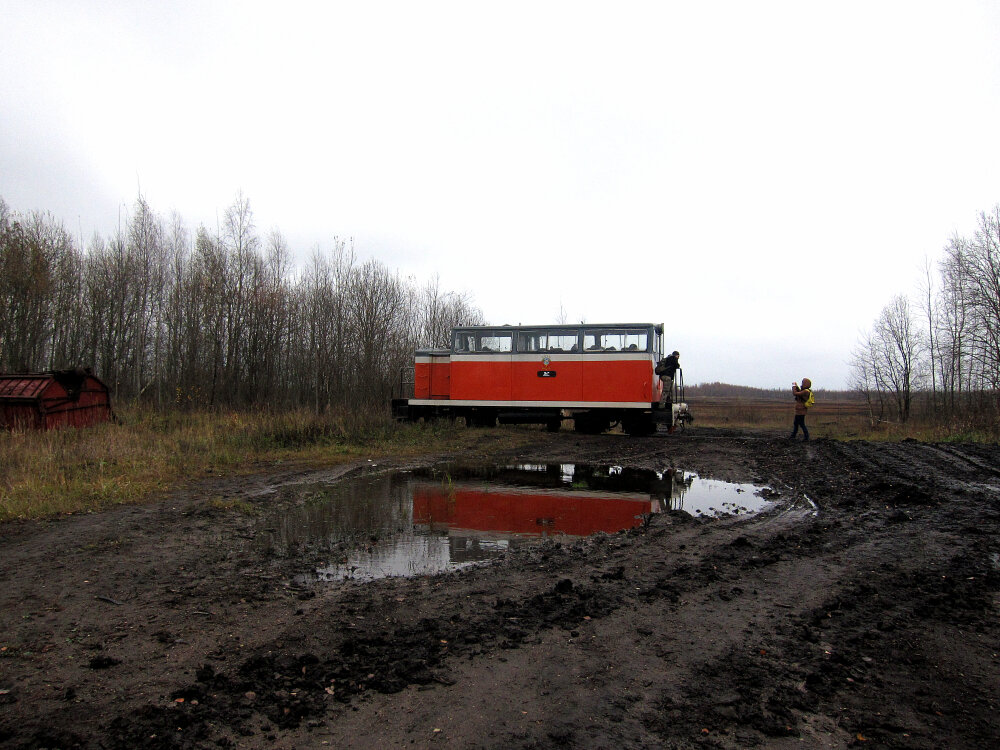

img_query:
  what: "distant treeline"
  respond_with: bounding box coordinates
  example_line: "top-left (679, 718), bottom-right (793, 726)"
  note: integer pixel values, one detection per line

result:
top-left (0, 193), bottom-right (484, 410)
top-left (852, 204), bottom-right (1000, 427)
top-left (686, 382), bottom-right (859, 401)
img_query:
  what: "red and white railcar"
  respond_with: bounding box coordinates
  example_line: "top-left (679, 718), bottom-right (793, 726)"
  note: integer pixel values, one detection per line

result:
top-left (392, 323), bottom-right (689, 435)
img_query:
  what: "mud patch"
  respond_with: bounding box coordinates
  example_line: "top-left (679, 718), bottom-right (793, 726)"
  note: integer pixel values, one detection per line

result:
top-left (4, 432), bottom-right (999, 750)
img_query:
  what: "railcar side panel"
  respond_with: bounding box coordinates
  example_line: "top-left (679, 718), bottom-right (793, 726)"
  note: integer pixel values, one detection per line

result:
top-left (510, 358), bottom-right (583, 401)
top-left (449, 356), bottom-right (513, 401)
top-left (442, 355), bottom-right (657, 405)
top-left (581, 359), bottom-right (656, 404)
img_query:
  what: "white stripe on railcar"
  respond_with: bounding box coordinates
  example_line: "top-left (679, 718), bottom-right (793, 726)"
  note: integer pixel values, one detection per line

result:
top-left (407, 399), bottom-right (652, 409)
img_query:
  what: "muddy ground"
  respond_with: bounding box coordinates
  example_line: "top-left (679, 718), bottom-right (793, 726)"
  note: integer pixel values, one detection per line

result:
top-left (1, 427), bottom-right (999, 749)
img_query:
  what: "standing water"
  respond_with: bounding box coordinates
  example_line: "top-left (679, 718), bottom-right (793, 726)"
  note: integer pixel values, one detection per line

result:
top-left (255, 463), bottom-right (777, 582)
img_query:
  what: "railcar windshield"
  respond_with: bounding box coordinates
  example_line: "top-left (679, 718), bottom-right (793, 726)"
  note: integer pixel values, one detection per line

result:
top-left (583, 328), bottom-right (650, 352)
top-left (453, 330), bottom-right (513, 353)
top-left (516, 329), bottom-right (580, 353)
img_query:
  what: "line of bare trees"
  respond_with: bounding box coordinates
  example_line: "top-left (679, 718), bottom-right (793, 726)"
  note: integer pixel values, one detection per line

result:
top-left (852, 204), bottom-right (1000, 427)
top-left (0, 193), bottom-right (483, 411)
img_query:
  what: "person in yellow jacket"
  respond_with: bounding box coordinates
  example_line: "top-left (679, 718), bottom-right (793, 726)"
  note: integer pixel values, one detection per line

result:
top-left (789, 378), bottom-right (812, 441)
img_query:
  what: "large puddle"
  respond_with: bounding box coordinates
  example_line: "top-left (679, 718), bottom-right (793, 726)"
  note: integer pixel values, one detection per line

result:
top-left (255, 463), bottom-right (777, 582)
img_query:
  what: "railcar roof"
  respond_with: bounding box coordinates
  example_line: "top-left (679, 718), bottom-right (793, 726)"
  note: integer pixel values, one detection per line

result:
top-left (452, 323), bottom-right (662, 330)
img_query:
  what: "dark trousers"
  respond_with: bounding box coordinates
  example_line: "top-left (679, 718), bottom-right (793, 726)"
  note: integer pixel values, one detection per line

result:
top-left (790, 414), bottom-right (809, 440)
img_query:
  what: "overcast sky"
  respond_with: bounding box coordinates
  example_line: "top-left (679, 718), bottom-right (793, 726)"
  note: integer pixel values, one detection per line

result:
top-left (3, 1), bottom-right (1000, 389)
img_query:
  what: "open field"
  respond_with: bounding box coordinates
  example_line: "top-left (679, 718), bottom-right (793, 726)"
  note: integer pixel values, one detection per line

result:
top-left (1, 425), bottom-right (998, 748)
top-left (685, 395), bottom-right (999, 442)
top-left (686, 396), bottom-right (872, 435)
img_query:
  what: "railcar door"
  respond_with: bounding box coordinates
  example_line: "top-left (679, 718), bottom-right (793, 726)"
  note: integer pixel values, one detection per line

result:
top-left (511, 328), bottom-right (583, 403)
top-left (449, 329), bottom-right (513, 402)
top-left (580, 327), bottom-right (656, 405)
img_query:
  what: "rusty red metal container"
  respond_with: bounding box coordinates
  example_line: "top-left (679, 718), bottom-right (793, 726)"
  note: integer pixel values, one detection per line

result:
top-left (0, 369), bottom-right (113, 430)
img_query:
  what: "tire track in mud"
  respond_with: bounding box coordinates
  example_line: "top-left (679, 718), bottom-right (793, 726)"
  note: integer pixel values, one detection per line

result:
top-left (821, 439), bottom-right (1000, 490)
top-left (647, 529), bottom-right (1000, 748)
top-left (654, 439), bottom-right (1000, 749)
top-left (922, 442), bottom-right (1000, 478)
top-left (94, 510), bottom-right (821, 749)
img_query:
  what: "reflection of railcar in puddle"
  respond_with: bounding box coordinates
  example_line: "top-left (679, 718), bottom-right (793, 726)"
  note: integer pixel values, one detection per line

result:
top-left (293, 464), bottom-right (769, 581)
top-left (392, 322), bottom-right (691, 435)
top-left (410, 465), bottom-right (760, 543)
top-left (412, 480), bottom-right (659, 539)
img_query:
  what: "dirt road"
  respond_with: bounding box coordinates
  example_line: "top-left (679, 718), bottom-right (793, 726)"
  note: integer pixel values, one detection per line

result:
top-left (1, 429), bottom-right (998, 749)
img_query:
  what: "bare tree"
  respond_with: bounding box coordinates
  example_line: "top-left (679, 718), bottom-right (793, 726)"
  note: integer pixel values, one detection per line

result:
top-left (938, 235), bottom-right (975, 410)
top-left (873, 296), bottom-right (924, 422)
top-left (850, 331), bottom-right (882, 426)
top-left (919, 255), bottom-right (937, 411)
top-left (0, 216), bottom-right (52, 371)
top-left (419, 275), bottom-right (484, 348)
top-left (0, 192), bottom-right (484, 412)
top-left (348, 258), bottom-right (408, 406)
top-left (852, 295), bottom-right (925, 423)
top-left (125, 196), bottom-right (166, 399)
top-left (221, 191), bottom-right (261, 402)
top-left (964, 207), bottom-right (1000, 392)
top-left (162, 211), bottom-right (192, 405)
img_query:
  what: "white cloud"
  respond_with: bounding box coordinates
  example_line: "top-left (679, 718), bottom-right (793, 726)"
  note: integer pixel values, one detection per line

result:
top-left (2, 0), bottom-right (999, 388)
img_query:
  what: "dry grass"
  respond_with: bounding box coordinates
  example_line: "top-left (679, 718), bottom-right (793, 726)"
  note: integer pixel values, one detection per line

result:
top-left (0, 407), bottom-right (533, 522)
top-left (688, 397), bottom-right (873, 437)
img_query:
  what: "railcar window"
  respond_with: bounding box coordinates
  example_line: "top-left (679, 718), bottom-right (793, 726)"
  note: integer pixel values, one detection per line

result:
top-left (453, 331), bottom-right (513, 353)
top-left (583, 329), bottom-right (649, 352)
top-left (516, 330), bottom-right (580, 353)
